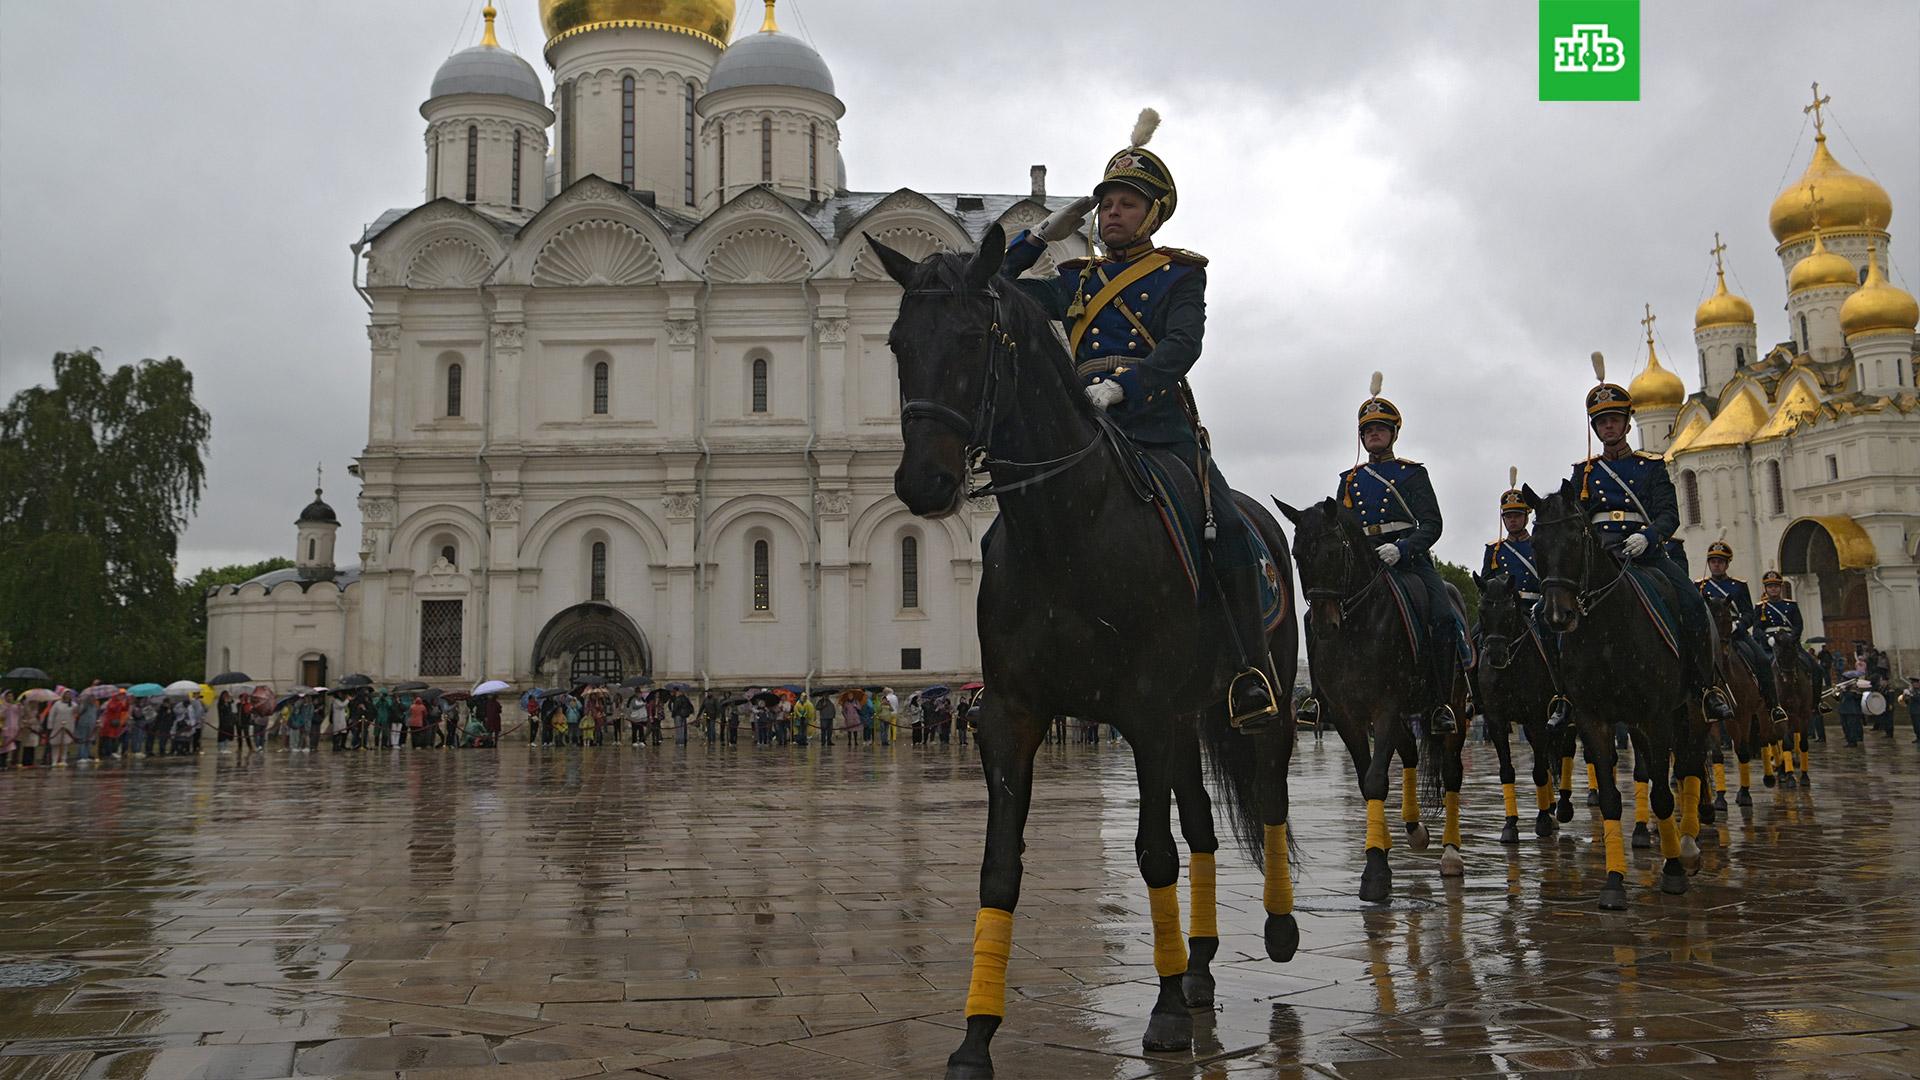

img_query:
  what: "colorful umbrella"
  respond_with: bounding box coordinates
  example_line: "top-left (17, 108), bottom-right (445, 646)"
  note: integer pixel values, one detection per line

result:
top-left (127, 683), bottom-right (167, 698)
top-left (21, 687), bottom-right (59, 703)
top-left (79, 684), bottom-right (120, 700)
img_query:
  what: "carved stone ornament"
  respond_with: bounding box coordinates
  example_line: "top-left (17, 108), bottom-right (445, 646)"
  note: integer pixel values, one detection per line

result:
top-left (531, 219), bottom-right (662, 287)
top-left (740, 190), bottom-right (775, 211)
top-left (367, 325), bottom-right (402, 350)
top-left (359, 531), bottom-right (378, 556)
top-left (486, 495), bottom-right (521, 522)
top-left (358, 498), bottom-right (395, 523)
top-left (662, 493), bottom-right (699, 519)
top-left (490, 323), bottom-right (525, 350)
top-left (814, 490), bottom-right (852, 517)
top-left (665, 318), bottom-right (700, 347)
top-left (814, 318), bottom-right (849, 345)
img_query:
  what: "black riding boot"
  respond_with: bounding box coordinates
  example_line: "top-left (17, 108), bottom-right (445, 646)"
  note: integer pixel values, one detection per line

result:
top-left (1221, 560), bottom-right (1278, 731)
top-left (1427, 628), bottom-right (1458, 735)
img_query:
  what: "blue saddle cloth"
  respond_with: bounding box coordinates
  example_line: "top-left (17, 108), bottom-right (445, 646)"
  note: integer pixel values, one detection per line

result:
top-left (1619, 565), bottom-right (1681, 658)
top-left (1134, 451), bottom-right (1286, 633)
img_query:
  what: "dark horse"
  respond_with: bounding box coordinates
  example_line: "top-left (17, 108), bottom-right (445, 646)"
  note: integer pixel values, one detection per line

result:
top-left (1526, 482), bottom-right (1708, 908)
top-left (1769, 625), bottom-right (1817, 788)
top-left (1474, 571), bottom-right (1577, 842)
top-left (1275, 498), bottom-right (1468, 901)
top-left (1707, 596), bottom-right (1765, 809)
top-left (869, 224), bottom-right (1300, 1080)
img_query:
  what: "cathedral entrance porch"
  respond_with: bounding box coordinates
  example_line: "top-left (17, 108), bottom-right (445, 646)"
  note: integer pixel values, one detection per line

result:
top-left (531, 602), bottom-right (650, 687)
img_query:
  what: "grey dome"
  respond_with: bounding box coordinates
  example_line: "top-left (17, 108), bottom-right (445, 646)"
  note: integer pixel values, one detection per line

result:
top-left (430, 44), bottom-right (545, 106)
top-left (297, 489), bottom-right (338, 526)
top-left (706, 32), bottom-right (835, 97)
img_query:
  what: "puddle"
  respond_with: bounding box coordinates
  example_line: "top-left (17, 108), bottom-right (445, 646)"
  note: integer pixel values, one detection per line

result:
top-left (0, 961), bottom-right (82, 988)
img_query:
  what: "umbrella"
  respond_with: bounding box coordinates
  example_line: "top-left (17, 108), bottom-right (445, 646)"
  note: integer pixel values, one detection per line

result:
top-left (575, 675), bottom-right (608, 688)
top-left (920, 685), bottom-right (951, 699)
top-left (960, 682), bottom-right (984, 692)
top-left (1805, 636), bottom-right (1828, 644)
top-left (419, 687), bottom-right (445, 701)
top-left (3, 667), bottom-right (50, 682)
top-left (127, 683), bottom-right (167, 698)
top-left (164, 679), bottom-right (203, 696)
top-left (338, 673), bottom-right (373, 688)
top-left (666, 682), bottom-right (690, 691)
top-left (21, 687), bottom-right (59, 703)
top-left (750, 689), bottom-right (779, 706)
top-left (444, 690), bottom-right (471, 702)
top-left (393, 680), bottom-right (429, 693)
top-left (779, 683), bottom-right (804, 694)
top-left (208, 671), bottom-right (252, 686)
top-left (472, 679), bottom-right (511, 696)
top-left (620, 675), bottom-right (652, 689)
top-left (272, 693), bottom-right (306, 711)
top-left (79, 684), bottom-right (120, 700)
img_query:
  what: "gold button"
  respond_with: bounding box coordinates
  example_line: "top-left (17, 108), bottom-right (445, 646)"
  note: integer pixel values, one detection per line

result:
top-left (1092, 328), bottom-right (1100, 335)
top-left (1127, 341), bottom-right (1136, 349)
top-left (1139, 293), bottom-right (1149, 300)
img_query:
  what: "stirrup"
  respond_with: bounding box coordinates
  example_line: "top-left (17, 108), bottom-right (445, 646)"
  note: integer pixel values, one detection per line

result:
top-left (1546, 695), bottom-right (1571, 729)
top-left (1295, 695), bottom-right (1321, 727)
top-left (1770, 706), bottom-right (1787, 723)
top-left (1427, 704), bottom-right (1457, 735)
top-left (1228, 667), bottom-right (1280, 732)
top-left (1702, 687), bottom-right (1733, 721)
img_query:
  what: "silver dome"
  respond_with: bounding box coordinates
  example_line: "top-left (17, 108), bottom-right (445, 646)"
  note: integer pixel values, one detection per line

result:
top-left (706, 32), bottom-right (835, 97)
top-left (430, 45), bottom-right (545, 106)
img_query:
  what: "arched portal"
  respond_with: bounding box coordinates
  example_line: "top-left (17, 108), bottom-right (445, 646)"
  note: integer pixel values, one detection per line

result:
top-left (531, 602), bottom-right (651, 684)
top-left (1779, 515), bottom-right (1878, 648)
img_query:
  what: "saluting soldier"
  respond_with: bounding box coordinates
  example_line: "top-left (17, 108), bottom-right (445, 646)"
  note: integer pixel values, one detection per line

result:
top-left (1566, 355), bottom-right (1732, 721)
top-left (999, 108), bottom-right (1279, 727)
top-left (1699, 540), bottom-right (1782, 720)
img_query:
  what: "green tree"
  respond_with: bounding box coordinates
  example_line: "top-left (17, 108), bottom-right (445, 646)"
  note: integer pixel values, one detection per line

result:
top-left (0, 349), bottom-right (212, 683)
top-left (1435, 558), bottom-right (1480, 628)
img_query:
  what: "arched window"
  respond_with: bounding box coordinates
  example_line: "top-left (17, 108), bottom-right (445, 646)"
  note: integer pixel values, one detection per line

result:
top-left (752, 539), bottom-right (771, 612)
top-left (511, 133), bottom-right (522, 207)
top-left (750, 356), bottom-right (769, 413)
top-left (590, 541), bottom-right (607, 601)
top-left (307, 538), bottom-right (316, 561)
top-left (446, 362), bottom-right (463, 417)
top-left (1766, 459), bottom-right (1785, 516)
top-left (716, 122), bottom-right (726, 197)
top-left (808, 122), bottom-right (819, 200)
top-left (592, 360), bottom-right (610, 415)
top-left (440, 543), bottom-right (458, 568)
top-left (761, 117), bottom-right (773, 182)
top-left (1735, 346), bottom-right (1745, 368)
top-left (465, 124), bottom-right (478, 203)
top-left (561, 79), bottom-right (577, 186)
top-left (900, 534), bottom-right (920, 610)
top-left (1860, 264), bottom-right (1870, 285)
top-left (1798, 313), bottom-right (1811, 352)
top-left (621, 76), bottom-right (636, 188)
top-left (1681, 470), bottom-right (1700, 526)
top-left (683, 82), bottom-right (697, 206)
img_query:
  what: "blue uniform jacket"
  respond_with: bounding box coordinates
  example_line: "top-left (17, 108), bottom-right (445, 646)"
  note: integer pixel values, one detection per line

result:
top-left (1756, 597), bottom-right (1805, 638)
top-left (1339, 458), bottom-right (1442, 566)
top-left (1697, 575), bottom-right (1756, 628)
top-left (1000, 230), bottom-right (1207, 446)
top-left (1565, 450), bottom-right (1679, 558)
top-left (1482, 537), bottom-right (1542, 595)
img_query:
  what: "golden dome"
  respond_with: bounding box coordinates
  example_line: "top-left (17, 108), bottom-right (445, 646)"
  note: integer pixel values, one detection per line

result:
top-left (1694, 269), bottom-right (1754, 329)
top-left (1840, 246), bottom-right (1919, 336)
top-left (1629, 339), bottom-right (1685, 409)
top-left (540, 0), bottom-right (734, 50)
top-left (1769, 135), bottom-right (1893, 244)
top-left (1787, 228), bottom-right (1857, 294)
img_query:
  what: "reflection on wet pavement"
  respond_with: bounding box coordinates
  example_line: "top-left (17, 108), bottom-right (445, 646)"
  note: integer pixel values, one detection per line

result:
top-left (0, 734), bottom-right (1915, 1077)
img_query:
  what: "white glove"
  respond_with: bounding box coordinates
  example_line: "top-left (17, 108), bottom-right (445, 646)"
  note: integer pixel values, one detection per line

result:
top-left (1033, 196), bottom-right (1096, 243)
top-left (1620, 532), bottom-right (1649, 558)
top-left (1376, 543), bottom-right (1401, 566)
top-left (1084, 379), bottom-right (1123, 411)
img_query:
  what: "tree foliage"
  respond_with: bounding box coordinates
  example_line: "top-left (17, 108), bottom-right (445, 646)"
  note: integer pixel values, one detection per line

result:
top-left (1435, 558), bottom-right (1480, 628)
top-left (178, 557), bottom-right (293, 676)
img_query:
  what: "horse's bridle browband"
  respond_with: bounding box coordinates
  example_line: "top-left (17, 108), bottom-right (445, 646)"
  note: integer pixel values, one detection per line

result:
top-left (1303, 521), bottom-right (1388, 620)
top-left (1534, 506), bottom-right (1628, 614)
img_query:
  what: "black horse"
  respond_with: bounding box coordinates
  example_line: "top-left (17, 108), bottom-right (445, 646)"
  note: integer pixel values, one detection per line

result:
top-left (1473, 570), bottom-right (1576, 842)
top-left (1706, 596), bottom-right (1766, 810)
top-left (1768, 625), bottom-right (1817, 788)
top-left (1275, 498), bottom-right (1467, 902)
top-left (1526, 482), bottom-right (1708, 908)
top-left (869, 224), bottom-right (1301, 1080)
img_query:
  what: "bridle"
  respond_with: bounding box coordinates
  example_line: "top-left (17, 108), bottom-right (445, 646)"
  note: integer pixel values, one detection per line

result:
top-left (1535, 503), bottom-right (1627, 616)
top-left (1301, 514), bottom-right (1388, 621)
top-left (896, 282), bottom-right (1106, 499)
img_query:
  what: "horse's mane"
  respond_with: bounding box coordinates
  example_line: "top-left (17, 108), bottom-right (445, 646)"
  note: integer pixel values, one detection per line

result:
top-left (908, 250), bottom-right (1092, 418)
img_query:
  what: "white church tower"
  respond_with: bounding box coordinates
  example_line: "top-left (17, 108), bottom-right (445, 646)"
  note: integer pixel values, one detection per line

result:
top-left (295, 470), bottom-right (339, 583)
top-left (421, 6), bottom-right (554, 220)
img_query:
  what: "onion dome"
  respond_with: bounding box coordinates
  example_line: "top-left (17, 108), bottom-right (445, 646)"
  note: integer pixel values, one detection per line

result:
top-left (541, 0), bottom-right (734, 50)
top-left (1770, 134), bottom-right (1893, 244)
top-left (706, 1), bottom-right (835, 96)
top-left (1694, 268), bottom-right (1754, 329)
top-left (297, 487), bottom-right (338, 526)
top-left (430, 6), bottom-right (544, 106)
top-left (1629, 340), bottom-right (1685, 409)
top-left (1840, 245), bottom-right (1919, 336)
top-left (1787, 227), bottom-right (1857, 294)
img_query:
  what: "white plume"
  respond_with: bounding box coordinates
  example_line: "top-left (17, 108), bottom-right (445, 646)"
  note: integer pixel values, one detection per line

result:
top-left (1369, 370), bottom-right (1383, 397)
top-left (1130, 108), bottom-right (1161, 148)
top-left (1590, 351), bottom-right (1606, 382)
top-left (1509, 466), bottom-right (1518, 488)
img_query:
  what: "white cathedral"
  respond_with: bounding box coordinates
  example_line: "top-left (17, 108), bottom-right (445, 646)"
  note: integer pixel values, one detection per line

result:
top-left (1625, 88), bottom-right (1918, 673)
top-left (205, 1), bottom-right (1087, 691)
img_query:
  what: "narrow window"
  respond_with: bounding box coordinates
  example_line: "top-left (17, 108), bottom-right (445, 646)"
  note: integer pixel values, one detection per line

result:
top-left (1860, 264), bottom-right (1870, 284)
top-left (465, 124), bottom-right (478, 203)
top-left (440, 543), bottom-right (458, 568)
top-left (808, 122), bottom-right (818, 200)
top-left (716, 123), bottom-right (725, 198)
top-left (1767, 460), bottom-right (1785, 516)
top-left (447, 362), bottom-right (463, 417)
top-left (429, 140), bottom-right (439, 199)
top-left (1799, 313), bottom-right (1811, 352)
top-left (901, 648), bottom-right (922, 671)
top-left (683, 82), bottom-right (697, 206)
top-left (760, 117), bottom-right (772, 182)
top-left (750, 357), bottom-right (769, 413)
top-left (593, 360), bottom-right (609, 415)
top-left (752, 539), bottom-right (770, 612)
top-left (1681, 470), bottom-right (1700, 526)
top-left (511, 133), bottom-right (522, 207)
top-left (590, 541), bottom-right (607, 601)
top-left (621, 76), bottom-right (636, 188)
top-left (1735, 346), bottom-right (1745, 368)
top-left (900, 534), bottom-right (920, 610)
top-left (1825, 454), bottom-right (1838, 481)
top-left (562, 80), bottom-right (576, 186)
top-left (307, 538), bottom-right (316, 561)
top-left (1697, 349), bottom-right (1706, 386)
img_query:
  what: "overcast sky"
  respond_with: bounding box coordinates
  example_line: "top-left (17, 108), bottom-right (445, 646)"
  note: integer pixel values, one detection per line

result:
top-left (2, 1), bottom-right (1915, 578)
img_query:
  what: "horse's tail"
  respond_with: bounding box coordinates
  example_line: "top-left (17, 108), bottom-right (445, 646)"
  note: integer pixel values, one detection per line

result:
top-left (1420, 722), bottom-right (1446, 810)
top-left (1198, 707), bottom-right (1268, 868)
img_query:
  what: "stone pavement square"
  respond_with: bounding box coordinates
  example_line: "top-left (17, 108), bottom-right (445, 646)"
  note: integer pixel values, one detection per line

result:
top-left (0, 730), bottom-right (1916, 1077)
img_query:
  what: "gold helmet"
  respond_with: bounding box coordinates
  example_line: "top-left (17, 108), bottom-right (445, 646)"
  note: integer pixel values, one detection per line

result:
top-left (1585, 352), bottom-right (1632, 420)
top-left (1093, 109), bottom-right (1177, 245)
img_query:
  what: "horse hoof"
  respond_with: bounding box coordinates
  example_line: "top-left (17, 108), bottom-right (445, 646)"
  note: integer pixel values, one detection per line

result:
top-left (1763, 774), bottom-right (1776, 788)
top-left (1736, 788), bottom-right (1752, 808)
top-left (1679, 835), bottom-right (1701, 871)
top-left (1799, 772), bottom-right (1810, 787)
top-left (1406, 822), bottom-right (1430, 852)
top-left (1713, 792), bottom-right (1728, 812)
top-left (1265, 913), bottom-right (1300, 962)
top-left (1631, 823), bottom-right (1652, 850)
top-left (1439, 844), bottom-right (1465, 877)
top-left (1499, 819), bottom-right (1521, 845)
top-left (945, 1061), bottom-right (993, 1080)
top-left (1556, 798), bottom-right (1575, 824)
top-left (1699, 800), bottom-right (1716, 827)
top-left (1660, 863), bottom-right (1689, 895)
top-left (1782, 774), bottom-right (1798, 789)
top-left (1598, 871), bottom-right (1628, 911)
top-left (1587, 789), bottom-right (1599, 807)
top-left (1142, 1009), bottom-right (1193, 1052)
top-left (1359, 849), bottom-right (1392, 904)
top-left (1535, 811), bottom-right (1556, 838)
top-left (1183, 935), bottom-right (1218, 1006)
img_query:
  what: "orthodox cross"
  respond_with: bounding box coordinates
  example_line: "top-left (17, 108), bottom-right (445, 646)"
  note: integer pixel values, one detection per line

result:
top-left (1804, 82), bottom-right (1830, 138)
top-left (1710, 232), bottom-right (1727, 275)
top-left (1641, 303), bottom-right (1657, 346)
top-left (1805, 184), bottom-right (1825, 235)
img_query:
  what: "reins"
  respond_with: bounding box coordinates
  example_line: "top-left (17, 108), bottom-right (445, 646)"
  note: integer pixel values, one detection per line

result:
top-left (1303, 523), bottom-right (1390, 622)
top-left (1536, 505), bottom-right (1628, 615)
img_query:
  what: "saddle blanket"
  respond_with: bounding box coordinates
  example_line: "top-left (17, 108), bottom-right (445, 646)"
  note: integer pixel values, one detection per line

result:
top-left (1620, 565), bottom-right (1681, 658)
top-left (1135, 451), bottom-right (1285, 633)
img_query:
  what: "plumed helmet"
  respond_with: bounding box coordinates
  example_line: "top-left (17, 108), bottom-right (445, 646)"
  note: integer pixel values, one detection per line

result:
top-left (1585, 351), bottom-right (1633, 421)
top-left (1093, 109), bottom-right (1177, 241)
top-left (1500, 466), bottom-right (1527, 514)
top-left (1707, 539), bottom-right (1734, 561)
top-left (1358, 370), bottom-right (1401, 434)
top-left (1761, 569), bottom-right (1785, 584)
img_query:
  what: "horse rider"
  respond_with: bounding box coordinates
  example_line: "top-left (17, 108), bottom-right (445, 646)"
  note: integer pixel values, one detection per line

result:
top-left (998, 109), bottom-right (1280, 728)
top-left (1698, 540), bottom-right (1784, 721)
top-left (1566, 370), bottom-right (1733, 722)
top-left (1303, 376), bottom-right (1467, 735)
top-left (1756, 569), bottom-right (1823, 683)
top-left (1483, 475), bottom-right (1572, 728)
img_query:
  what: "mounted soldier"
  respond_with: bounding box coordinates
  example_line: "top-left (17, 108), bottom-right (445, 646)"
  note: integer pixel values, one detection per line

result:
top-left (1756, 570), bottom-right (1822, 681)
top-left (1699, 539), bottom-right (1784, 722)
top-left (1565, 354), bottom-right (1732, 722)
top-left (997, 108), bottom-right (1279, 727)
top-left (1482, 469), bottom-right (1571, 729)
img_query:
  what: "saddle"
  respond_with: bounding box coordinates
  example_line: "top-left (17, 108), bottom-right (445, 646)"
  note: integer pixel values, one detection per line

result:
top-left (1129, 443), bottom-right (1284, 633)
top-left (1619, 565), bottom-right (1682, 658)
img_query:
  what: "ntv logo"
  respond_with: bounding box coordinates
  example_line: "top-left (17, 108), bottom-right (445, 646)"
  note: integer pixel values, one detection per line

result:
top-left (1539, 1), bottom-right (1640, 101)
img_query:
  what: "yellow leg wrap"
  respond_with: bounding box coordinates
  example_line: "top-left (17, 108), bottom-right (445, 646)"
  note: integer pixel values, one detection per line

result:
top-left (1762, 744), bottom-right (1776, 775)
top-left (1680, 776), bottom-right (1700, 838)
top-left (1262, 824), bottom-right (1293, 915)
top-left (1634, 780), bottom-right (1651, 825)
top-left (964, 908), bottom-right (1014, 1018)
top-left (1188, 853), bottom-right (1217, 938)
top-left (1586, 762), bottom-right (1599, 791)
top-left (1442, 791), bottom-right (1461, 848)
top-left (1713, 761), bottom-right (1726, 793)
top-left (1401, 767), bottom-right (1419, 823)
top-left (1560, 756), bottom-right (1574, 795)
top-left (1602, 818), bottom-right (1626, 875)
top-left (1536, 784), bottom-right (1554, 811)
top-left (1502, 782), bottom-right (1518, 818)
top-left (1657, 815), bottom-right (1681, 859)
top-left (1148, 884), bottom-right (1186, 978)
top-left (1366, 798), bottom-right (1391, 851)
top-left (1738, 760), bottom-right (1751, 788)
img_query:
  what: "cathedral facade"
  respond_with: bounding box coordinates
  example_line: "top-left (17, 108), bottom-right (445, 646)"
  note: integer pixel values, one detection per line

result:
top-left (206, 1), bottom-right (1086, 690)
top-left (1628, 90), bottom-right (1918, 671)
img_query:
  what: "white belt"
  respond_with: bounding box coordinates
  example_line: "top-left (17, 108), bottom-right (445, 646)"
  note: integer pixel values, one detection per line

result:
top-left (1592, 510), bottom-right (1646, 525)
top-left (1519, 591), bottom-right (1543, 601)
top-left (1364, 521), bottom-right (1415, 536)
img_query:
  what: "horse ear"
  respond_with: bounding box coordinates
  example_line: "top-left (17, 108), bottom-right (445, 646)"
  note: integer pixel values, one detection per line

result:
top-left (864, 232), bottom-right (919, 287)
top-left (1471, 571), bottom-right (1484, 590)
top-left (966, 223), bottom-right (1006, 290)
top-left (1271, 497), bottom-right (1303, 525)
top-left (1520, 483), bottom-right (1541, 509)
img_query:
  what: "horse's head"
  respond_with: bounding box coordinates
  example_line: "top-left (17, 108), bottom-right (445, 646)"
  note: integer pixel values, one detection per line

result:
top-left (1478, 570), bottom-right (1523, 668)
top-left (870, 223), bottom-right (1006, 518)
top-left (1274, 497), bottom-right (1369, 622)
top-left (1525, 480), bottom-right (1599, 634)
top-left (1704, 595), bottom-right (1735, 640)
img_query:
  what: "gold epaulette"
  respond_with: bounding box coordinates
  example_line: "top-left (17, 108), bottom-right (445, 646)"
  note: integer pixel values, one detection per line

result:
top-left (1058, 257), bottom-right (1095, 271)
top-left (1635, 450), bottom-right (1665, 460)
top-left (1157, 247), bottom-right (1208, 267)
top-left (1730, 577), bottom-right (1746, 584)
top-left (1395, 457), bottom-right (1423, 466)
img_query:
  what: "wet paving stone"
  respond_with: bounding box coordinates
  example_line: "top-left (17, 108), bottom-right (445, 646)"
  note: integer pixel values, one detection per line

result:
top-left (0, 733), bottom-right (1913, 1076)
